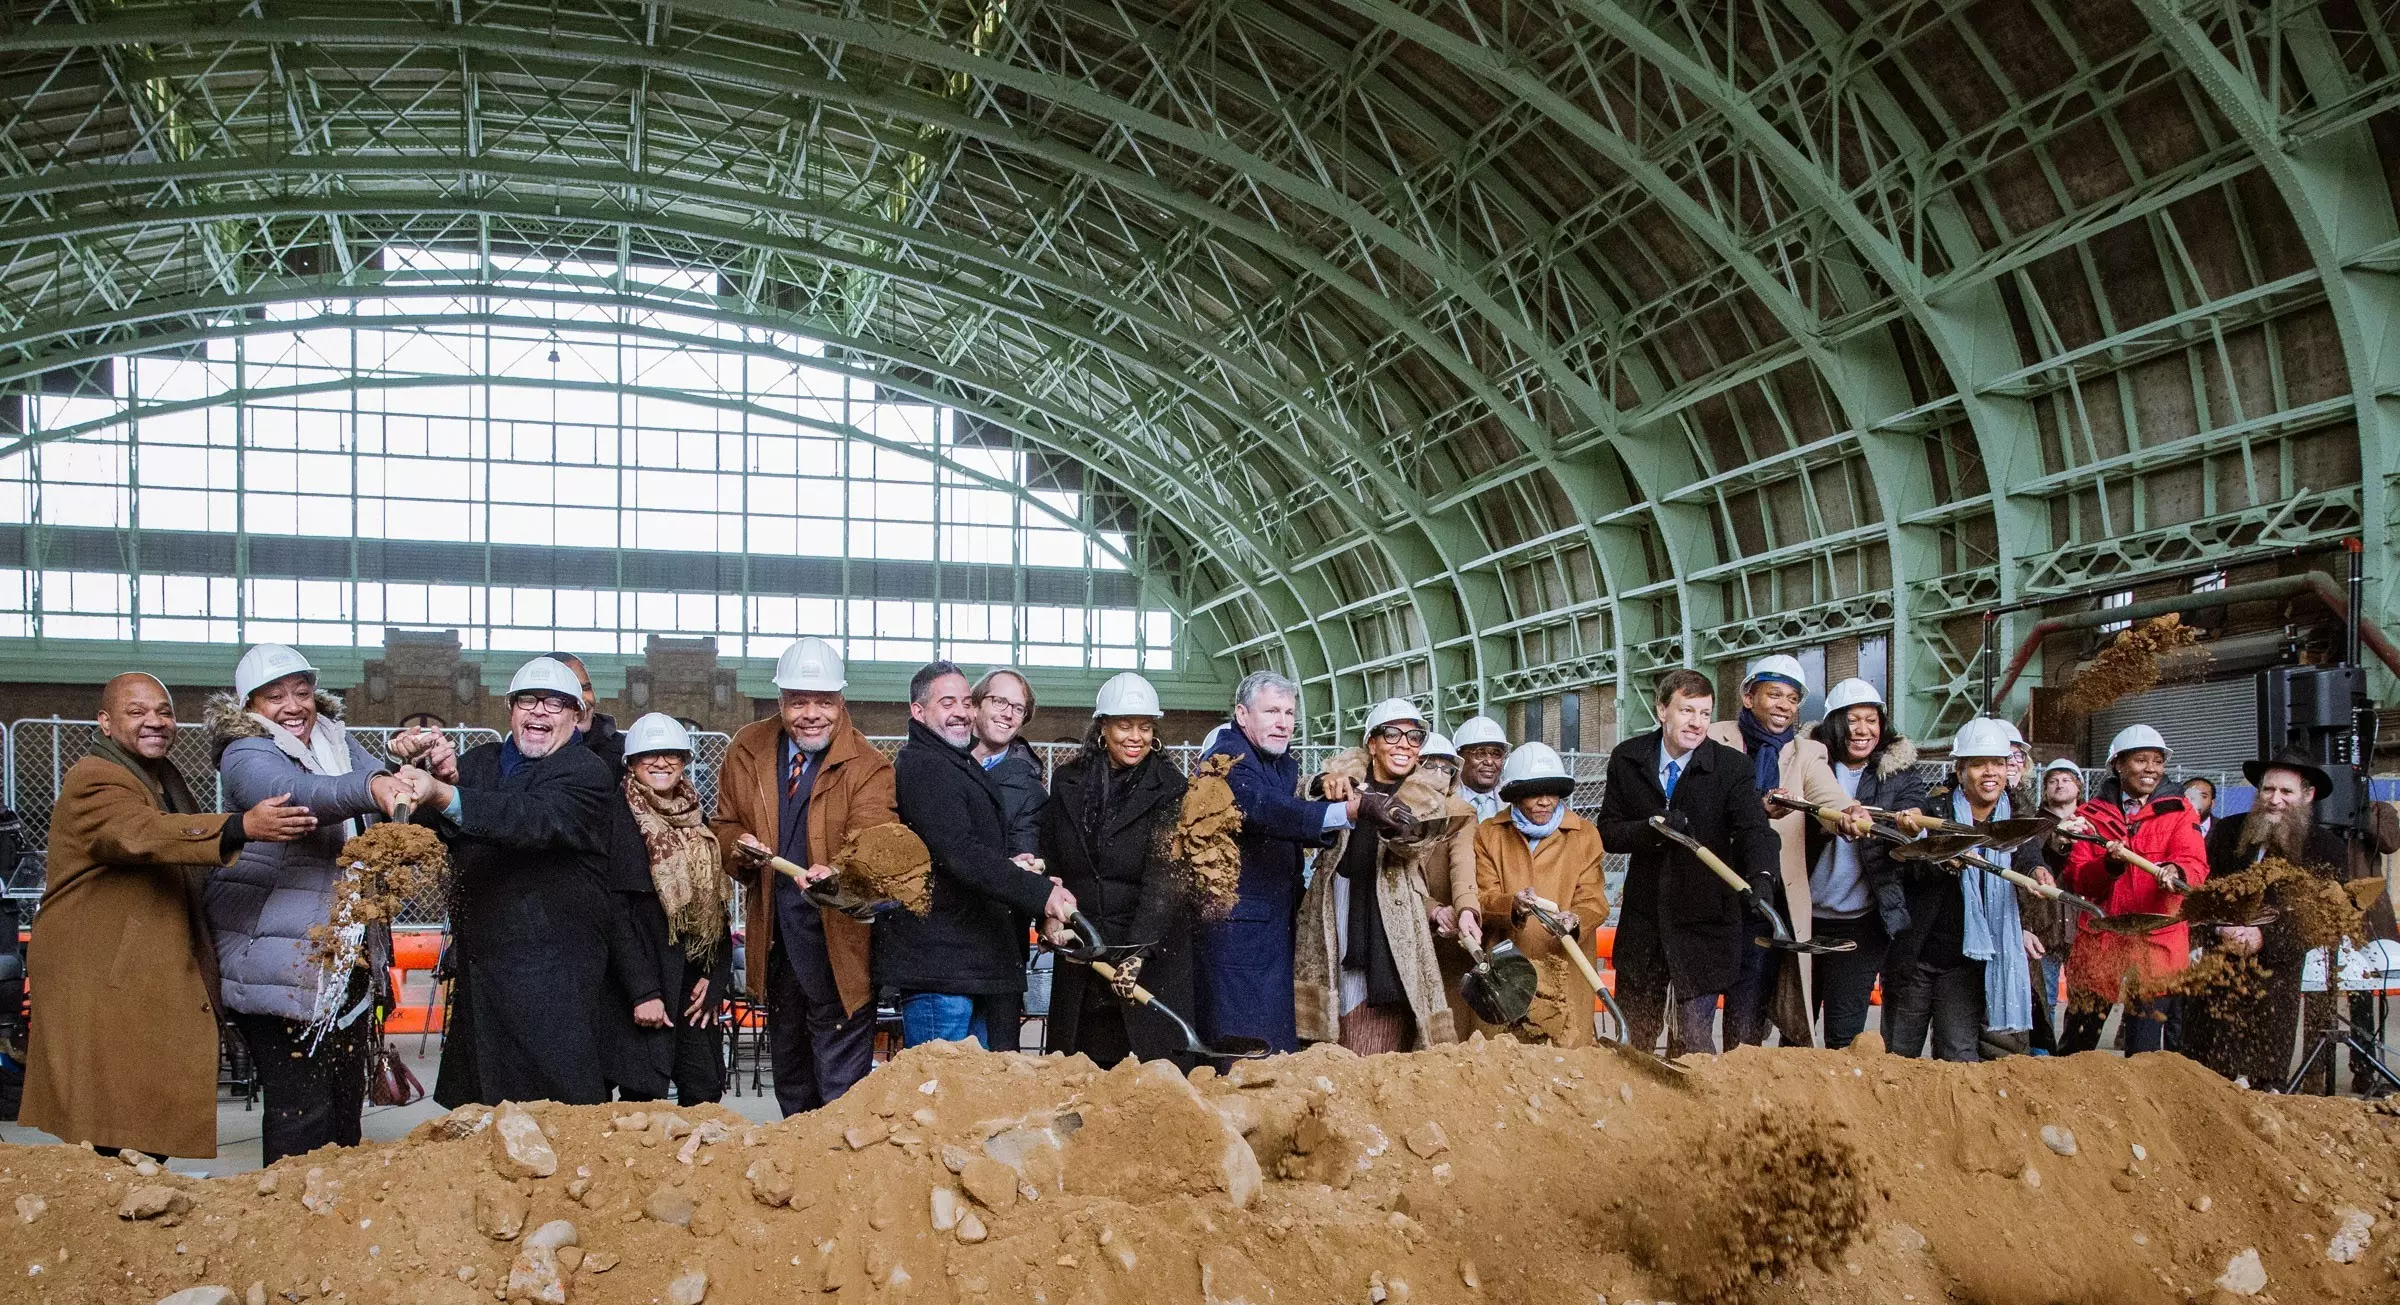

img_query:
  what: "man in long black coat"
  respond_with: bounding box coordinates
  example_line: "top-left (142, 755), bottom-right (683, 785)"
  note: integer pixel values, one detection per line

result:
top-left (881, 661), bottom-right (1076, 1049)
top-left (396, 657), bottom-right (615, 1107)
top-left (1595, 668), bottom-right (1781, 1055)
top-left (2182, 749), bottom-right (2352, 1088)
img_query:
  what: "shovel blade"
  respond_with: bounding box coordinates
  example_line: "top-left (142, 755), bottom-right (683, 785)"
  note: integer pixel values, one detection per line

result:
top-left (1890, 834), bottom-right (1987, 862)
top-left (1461, 946), bottom-right (1540, 1026)
top-left (2085, 911), bottom-right (2178, 936)
top-left (1759, 936), bottom-right (1860, 954)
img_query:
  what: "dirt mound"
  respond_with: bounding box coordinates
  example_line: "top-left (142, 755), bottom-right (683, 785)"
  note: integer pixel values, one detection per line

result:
top-left (1174, 754), bottom-right (1242, 921)
top-left (834, 822), bottom-right (933, 917)
top-left (4, 1042), bottom-right (2398, 1304)
top-left (309, 821), bottom-right (449, 966)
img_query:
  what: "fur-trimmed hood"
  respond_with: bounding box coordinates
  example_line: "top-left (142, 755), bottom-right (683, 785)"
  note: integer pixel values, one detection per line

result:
top-left (1802, 718), bottom-right (1917, 781)
top-left (204, 688), bottom-right (348, 762)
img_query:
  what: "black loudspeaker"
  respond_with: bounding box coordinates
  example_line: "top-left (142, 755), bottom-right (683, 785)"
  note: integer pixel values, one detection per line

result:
top-left (2257, 665), bottom-right (2374, 839)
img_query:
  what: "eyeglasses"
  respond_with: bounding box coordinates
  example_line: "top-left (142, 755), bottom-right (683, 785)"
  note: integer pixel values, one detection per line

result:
top-left (510, 694), bottom-right (578, 716)
top-left (1370, 726), bottom-right (1428, 745)
top-left (978, 697), bottom-right (1029, 720)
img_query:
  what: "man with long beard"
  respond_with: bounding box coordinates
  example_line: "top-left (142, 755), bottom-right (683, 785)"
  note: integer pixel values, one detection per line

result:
top-left (2179, 748), bottom-right (2350, 1088)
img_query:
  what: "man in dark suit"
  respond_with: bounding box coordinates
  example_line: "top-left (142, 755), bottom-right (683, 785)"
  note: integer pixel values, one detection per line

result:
top-left (1595, 668), bottom-right (1783, 1055)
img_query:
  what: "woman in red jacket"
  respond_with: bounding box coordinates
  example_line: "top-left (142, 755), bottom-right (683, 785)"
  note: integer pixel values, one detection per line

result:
top-left (2058, 724), bottom-right (2209, 1054)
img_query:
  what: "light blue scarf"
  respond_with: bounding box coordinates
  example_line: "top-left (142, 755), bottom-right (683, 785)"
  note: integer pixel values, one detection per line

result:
top-left (1511, 803), bottom-right (1566, 842)
top-left (1953, 788), bottom-right (2033, 1035)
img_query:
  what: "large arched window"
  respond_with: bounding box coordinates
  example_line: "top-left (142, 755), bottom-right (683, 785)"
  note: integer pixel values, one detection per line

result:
top-left (0, 252), bottom-right (1179, 671)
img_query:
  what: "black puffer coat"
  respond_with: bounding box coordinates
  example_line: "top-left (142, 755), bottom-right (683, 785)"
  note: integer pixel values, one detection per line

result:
top-left (878, 720), bottom-right (1058, 996)
top-left (1038, 751), bottom-right (1193, 1062)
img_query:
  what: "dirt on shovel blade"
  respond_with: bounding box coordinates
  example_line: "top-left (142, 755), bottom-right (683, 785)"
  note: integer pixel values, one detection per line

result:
top-left (834, 821), bottom-right (934, 917)
top-left (1174, 752), bottom-right (1244, 921)
top-left (309, 820), bottom-right (449, 966)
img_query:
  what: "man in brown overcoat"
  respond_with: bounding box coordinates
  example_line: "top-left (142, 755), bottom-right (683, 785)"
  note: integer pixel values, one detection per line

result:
top-left (711, 638), bottom-right (897, 1116)
top-left (21, 674), bottom-right (312, 1158)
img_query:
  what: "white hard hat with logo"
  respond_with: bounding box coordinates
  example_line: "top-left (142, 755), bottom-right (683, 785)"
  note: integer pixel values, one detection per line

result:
top-left (774, 636), bottom-right (846, 693)
top-left (1744, 653), bottom-right (1808, 691)
top-left (1362, 698), bottom-right (1428, 736)
top-left (1451, 715), bottom-right (1508, 750)
top-left (1950, 717), bottom-right (2016, 760)
top-left (235, 643), bottom-right (318, 702)
top-left (1822, 677), bottom-right (1883, 714)
top-left (2106, 723), bottom-right (2172, 765)
top-left (1497, 741), bottom-right (1575, 801)
top-left (1092, 672), bottom-right (1163, 718)
top-left (506, 656), bottom-right (587, 702)
top-left (624, 712), bottom-right (695, 758)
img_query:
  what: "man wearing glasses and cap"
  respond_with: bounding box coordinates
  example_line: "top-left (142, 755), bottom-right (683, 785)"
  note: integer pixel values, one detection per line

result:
top-left (392, 656), bottom-right (618, 1107)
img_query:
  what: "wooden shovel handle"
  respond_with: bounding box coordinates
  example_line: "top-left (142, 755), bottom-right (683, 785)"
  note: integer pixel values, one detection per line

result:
top-left (1087, 958), bottom-right (1158, 1008)
top-left (1525, 896), bottom-right (1609, 995)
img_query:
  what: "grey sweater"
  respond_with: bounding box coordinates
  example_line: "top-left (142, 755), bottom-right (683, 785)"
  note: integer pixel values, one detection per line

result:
top-left (201, 693), bottom-right (390, 1022)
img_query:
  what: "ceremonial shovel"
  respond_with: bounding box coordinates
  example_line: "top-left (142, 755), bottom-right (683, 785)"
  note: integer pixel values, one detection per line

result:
top-left (1051, 913), bottom-right (1271, 1062)
top-left (1646, 816), bottom-right (1856, 954)
top-left (1515, 895), bottom-right (1691, 1087)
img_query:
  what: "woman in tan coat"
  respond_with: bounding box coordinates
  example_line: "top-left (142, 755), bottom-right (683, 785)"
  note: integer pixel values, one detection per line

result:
top-left (1294, 699), bottom-right (1460, 1052)
top-left (1475, 743), bottom-right (1611, 1047)
top-left (22, 674), bottom-right (312, 1158)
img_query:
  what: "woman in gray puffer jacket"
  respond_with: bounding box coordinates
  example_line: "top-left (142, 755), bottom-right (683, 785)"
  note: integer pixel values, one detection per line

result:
top-left (204, 644), bottom-right (403, 1166)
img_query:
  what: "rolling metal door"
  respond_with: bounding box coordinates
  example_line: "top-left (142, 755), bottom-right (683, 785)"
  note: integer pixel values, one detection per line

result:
top-left (2088, 678), bottom-right (2256, 777)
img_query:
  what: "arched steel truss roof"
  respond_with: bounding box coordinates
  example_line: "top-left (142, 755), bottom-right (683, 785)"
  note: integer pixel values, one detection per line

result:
top-left (0, 0), bottom-right (2392, 738)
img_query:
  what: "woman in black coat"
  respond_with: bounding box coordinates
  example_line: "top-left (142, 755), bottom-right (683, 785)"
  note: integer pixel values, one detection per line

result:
top-left (598, 714), bottom-right (735, 1106)
top-left (1039, 673), bottom-right (1195, 1066)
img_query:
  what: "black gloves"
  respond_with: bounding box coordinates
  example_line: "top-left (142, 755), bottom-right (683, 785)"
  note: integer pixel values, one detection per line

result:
top-left (1648, 808), bottom-right (1693, 845)
top-left (1355, 791), bottom-right (1421, 841)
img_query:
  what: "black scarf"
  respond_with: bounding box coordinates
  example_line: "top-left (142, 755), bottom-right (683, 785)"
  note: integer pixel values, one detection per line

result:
top-left (1338, 777), bottom-right (1407, 1008)
top-left (90, 735), bottom-right (202, 815)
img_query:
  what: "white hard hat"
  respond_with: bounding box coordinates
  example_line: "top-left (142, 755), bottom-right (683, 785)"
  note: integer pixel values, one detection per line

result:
top-left (2106, 723), bottom-right (2172, 765)
top-left (1996, 719), bottom-right (2027, 747)
top-left (1362, 697), bottom-right (1428, 737)
top-left (1451, 715), bottom-right (1508, 750)
top-left (1823, 677), bottom-right (1883, 714)
top-left (1419, 733), bottom-right (1458, 761)
top-left (1092, 671), bottom-right (1163, 718)
top-left (234, 643), bottom-right (317, 702)
top-left (2041, 756), bottom-right (2083, 780)
top-left (773, 637), bottom-right (846, 693)
top-left (1497, 741), bottom-right (1574, 800)
top-left (1744, 653), bottom-right (1808, 692)
top-left (505, 656), bottom-right (587, 703)
top-left (1950, 717), bottom-right (2016, 760)
top-left (624, 712), bottom-right (694, 758)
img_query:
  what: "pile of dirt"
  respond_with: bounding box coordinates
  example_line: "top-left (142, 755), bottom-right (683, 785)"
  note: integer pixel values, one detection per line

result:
top-left (309, 822), bottom-right (448, 966)
top-left (833, 822), bottom-right (933, 917)
top-left (5, 1041), bottom-right (2398, 1305)
top-left (1173, 754), bottom-right (1243, 921)
top-left (2059, 614), bottom-right (2205, 717)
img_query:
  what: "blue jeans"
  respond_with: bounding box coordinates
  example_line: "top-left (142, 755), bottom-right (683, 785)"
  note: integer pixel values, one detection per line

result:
top-left (900, 992), bottom-right (1019, 1050)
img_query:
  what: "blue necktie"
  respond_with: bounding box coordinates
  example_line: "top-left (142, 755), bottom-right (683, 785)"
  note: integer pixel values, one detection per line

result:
top-left (1663, 758), bottom-right (1681, 800)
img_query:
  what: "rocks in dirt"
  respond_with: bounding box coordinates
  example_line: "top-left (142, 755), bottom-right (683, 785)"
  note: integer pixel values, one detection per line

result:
top-left (1628, 1105), bottom-right (1869, 1304)
top-left (2040, 1124), bottom-right (2078, 1157)
top-left (473, 1181), bottom-right (529, 1240)
top-left (417, 1105), bottom-right (491, 1142)
top-left (252, 1171), bottom-right (278, 1196)
top-left (118, 1184), bottom-right (191, 1221)
top-left (664, 1265), bottom-right (709, 1304)
top-left (584, 1250), bottom-right (619, 1273)
top-left (2328, 1207), bottom-right (2375, 1263)
top-left (490, 1104), bottom-right (558, 1179)
top-left (1403, 1121), bottom-right (1448, 1159)
top-left (503, 1221), bottom-right (576, 1304)
top-left (1458, 1258), bottom-right (1479, 1290)
top-left (930, 1186), bottom-right (961, 1232)
top-left (844, 1122), bottom-right (888, 1150)
top-left (959, 1156), bottom-right (1018, 1211)
top-left (154, 1288), bottom-right (236, 1305)
top-left (2215, 1247), bottom-right (2268, 1296)
top-left (744, 1155), bottom-right (794, 1208)
top-left (13, 1194), bottom-right (43, 1224)
top-left (956, 1209), bottom-right (989, 1244)
top-left (643, 1186), bottom-right (696, 1228)
top-left (300, 1167), bottom-right (341, 1214)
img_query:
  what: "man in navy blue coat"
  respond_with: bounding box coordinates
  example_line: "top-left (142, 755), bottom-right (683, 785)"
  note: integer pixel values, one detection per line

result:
top-left (1195, 671), bottom-right (1368, 1053)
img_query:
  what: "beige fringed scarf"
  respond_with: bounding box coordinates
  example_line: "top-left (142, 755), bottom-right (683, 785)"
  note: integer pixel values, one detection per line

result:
top-left (623, 773), bottom-right (729, 961)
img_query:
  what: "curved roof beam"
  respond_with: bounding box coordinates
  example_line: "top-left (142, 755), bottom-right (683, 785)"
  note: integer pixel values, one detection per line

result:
top-left (2134, 0), bottom-right (2400, 685)
top-left (1565, 0), bottom-right (2054, 728)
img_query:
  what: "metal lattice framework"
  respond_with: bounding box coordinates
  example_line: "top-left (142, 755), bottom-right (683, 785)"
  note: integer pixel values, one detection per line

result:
top-left (0, 0), bottom-right (2393, 738)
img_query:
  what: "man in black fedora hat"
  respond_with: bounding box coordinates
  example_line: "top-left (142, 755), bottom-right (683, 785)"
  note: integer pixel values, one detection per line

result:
top-left (2181, 747), bottom-right (2350, 1088)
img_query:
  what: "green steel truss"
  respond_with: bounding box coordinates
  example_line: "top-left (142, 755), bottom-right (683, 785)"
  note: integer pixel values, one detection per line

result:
top-left (0, 0), bottom-right (2392, 738)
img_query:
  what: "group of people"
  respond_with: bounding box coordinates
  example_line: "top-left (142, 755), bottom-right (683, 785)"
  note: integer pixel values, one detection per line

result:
top-left (14, 640), bottom-right (2396, 1162)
